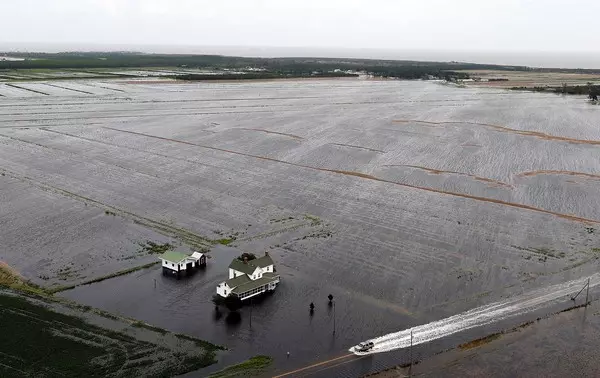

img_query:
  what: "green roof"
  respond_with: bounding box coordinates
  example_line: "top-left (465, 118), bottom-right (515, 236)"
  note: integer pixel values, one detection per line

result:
top-left (228, 254), bottom-right (275, 274)
top-left (229, 259), bottom-right (259, 275)
top-left (231, 275), bottom-right (279, 295)
top-left (158, 251), bottom-right (189, 264)
top-left (254, 254), bottom-right (274, 268)
top-left (225, 274), bottom-right (251, 288)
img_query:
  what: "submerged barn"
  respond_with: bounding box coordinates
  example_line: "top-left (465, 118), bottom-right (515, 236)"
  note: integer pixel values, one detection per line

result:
top-left (159, 251), bottom-right (206, 278)
top-left (216, 252), bottom-right (280, 300)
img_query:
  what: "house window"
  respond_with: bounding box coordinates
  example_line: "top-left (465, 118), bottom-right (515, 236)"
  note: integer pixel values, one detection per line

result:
top-left (171, 263), bottom-right (174, 267)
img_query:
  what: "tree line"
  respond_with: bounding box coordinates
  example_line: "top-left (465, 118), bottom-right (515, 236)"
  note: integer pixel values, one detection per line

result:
top-left (0, 52), bottom-right (526, 80)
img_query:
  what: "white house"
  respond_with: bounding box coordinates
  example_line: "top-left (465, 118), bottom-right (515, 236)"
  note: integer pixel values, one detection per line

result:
top-left (159, 251), bottom-right (206, 278)
top-left (216, 251), bottom-right (280, 300)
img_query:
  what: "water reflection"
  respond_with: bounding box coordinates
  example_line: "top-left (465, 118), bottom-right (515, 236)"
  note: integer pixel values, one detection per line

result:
top-left (225, 311), bottom-right (242, 326)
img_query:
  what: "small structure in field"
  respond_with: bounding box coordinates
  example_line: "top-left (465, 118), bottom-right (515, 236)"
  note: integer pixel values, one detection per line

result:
top-left (159, 251), bottom-right (206, 278)
top-left (216, 251), bottom-right (280, 300)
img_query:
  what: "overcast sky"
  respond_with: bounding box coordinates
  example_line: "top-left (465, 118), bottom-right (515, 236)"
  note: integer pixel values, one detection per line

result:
top-left (2, 0), bottom-right (599, 64)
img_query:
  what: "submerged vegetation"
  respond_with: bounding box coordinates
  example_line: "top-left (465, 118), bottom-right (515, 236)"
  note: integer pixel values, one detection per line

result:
top-left (0, 262), bottom-right (223, 377)
top-left (139, 240), bottom-right (174, 254)
top-left (458, 333), bottom-right (502, 350)
top-left (0, 292), bottom-right (220, 377)
top-left (207, 355), bottom-right (273, 378)
top-left (48, 261), bottom-right (161, 293)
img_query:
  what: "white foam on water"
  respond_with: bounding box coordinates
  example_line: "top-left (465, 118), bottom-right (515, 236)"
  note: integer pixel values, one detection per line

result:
top-left (351, 273), bottom-right (600, 355)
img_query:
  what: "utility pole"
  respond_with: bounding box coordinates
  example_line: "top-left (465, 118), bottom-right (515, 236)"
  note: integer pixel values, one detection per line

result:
top-left (409, 330), bottom-right (413, 377)
top-left (332, 300), bottom-right (336, 335)
top-left (586, 278), bottom-right (590, 306)
top-left (572, 278), bottom-right (590, 302)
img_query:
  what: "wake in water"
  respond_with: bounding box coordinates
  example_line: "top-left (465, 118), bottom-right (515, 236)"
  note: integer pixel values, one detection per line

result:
top-left (351, 273), bottom-right (600, 355)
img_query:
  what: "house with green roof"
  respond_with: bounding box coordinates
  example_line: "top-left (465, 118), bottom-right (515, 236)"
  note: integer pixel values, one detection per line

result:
top-left (159, 251), bottom-right (206, 278)
top-left (216, 251), bottom-right (280, 300)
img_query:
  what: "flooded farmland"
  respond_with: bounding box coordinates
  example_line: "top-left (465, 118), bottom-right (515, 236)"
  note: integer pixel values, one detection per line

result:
top-left (2, 78), bottom-right (600, 376)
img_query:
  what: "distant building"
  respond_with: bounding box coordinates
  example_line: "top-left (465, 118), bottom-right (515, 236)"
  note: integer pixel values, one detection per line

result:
top-left (216, 252), bottom-right (280, 300)
top-left (159, 251), bottom-right (206, 278)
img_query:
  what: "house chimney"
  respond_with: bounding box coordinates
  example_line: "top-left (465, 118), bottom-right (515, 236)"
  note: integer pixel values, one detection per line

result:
top-left (243, 256), bottom-right (248, 264)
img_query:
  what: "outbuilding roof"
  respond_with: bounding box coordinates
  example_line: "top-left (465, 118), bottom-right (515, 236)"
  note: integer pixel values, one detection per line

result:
top-left (190, 251), bottom-right (204, 259)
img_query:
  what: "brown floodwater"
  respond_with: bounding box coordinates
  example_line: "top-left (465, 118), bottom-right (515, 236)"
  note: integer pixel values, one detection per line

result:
top-left (2, 78), bottom-right (600, 376)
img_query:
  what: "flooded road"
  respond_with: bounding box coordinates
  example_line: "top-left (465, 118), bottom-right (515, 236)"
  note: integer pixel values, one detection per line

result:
top-left (2, 78), bottom-right (600, 376)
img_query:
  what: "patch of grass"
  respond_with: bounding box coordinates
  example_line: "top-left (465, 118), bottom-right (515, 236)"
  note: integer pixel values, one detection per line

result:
top-left (139, 241), bottom-right (174, 255)
top-left (270, 216), bottom-right (295, 223)
top-left (216, 238), bottom-right (234, 245)
top-left (132, 320), bottom-right (168, 335)
top-left (296, 229), bottom-right (333, 241)
top-left (304, 214), bottom-right (322, 226)
top-left (513, 245), bottom-right (565, 259)
top-left (174, 333), bottom-right (226, 351)
top-left (208, 355), bottom-right (273, 378)
top-left (458, 333), bottom-right (502, 350)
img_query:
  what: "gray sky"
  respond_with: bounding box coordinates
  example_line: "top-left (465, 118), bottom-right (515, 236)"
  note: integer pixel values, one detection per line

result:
top-left (2, 0), bottom-right (599, 66)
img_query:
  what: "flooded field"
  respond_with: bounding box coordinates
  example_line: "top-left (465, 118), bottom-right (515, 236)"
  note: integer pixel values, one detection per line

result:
top-left (1, 78), bottom-right (600, 376)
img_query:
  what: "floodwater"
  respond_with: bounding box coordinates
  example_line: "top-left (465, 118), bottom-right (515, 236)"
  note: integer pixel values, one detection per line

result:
top-left (2, 78), bottom-right (600, 376)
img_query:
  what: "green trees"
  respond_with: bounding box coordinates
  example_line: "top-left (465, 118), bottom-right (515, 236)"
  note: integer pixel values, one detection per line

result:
top-left (0, 52), bottom-right (485, 80)
top-left (237, 252), bottom-right (257, 262)
top-left (589, 83), bottom-right (599, 101)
